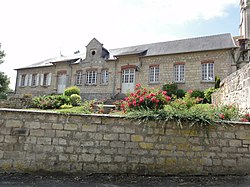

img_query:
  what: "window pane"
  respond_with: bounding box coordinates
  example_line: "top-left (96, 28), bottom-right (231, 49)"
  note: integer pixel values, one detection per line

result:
top-left (202, 63), bottom-right (214, 81)
top-left (76, 71), bottom-right (82, 85)
top-left (32, 74), bottom-right (37, 86)
top-left (149, 66), bottom-right (159, 83)
top-left (174, 65), bottom-right (185, 82)
top-left (86, 71), bottom-right (97, 84)
top-left (101, 70), bottom-right (108, 84)
top-left (43, 73), bottom-right (48, 85)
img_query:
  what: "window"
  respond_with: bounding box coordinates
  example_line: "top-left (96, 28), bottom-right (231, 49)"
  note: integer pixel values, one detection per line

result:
top-left (31, 74), bottom-right (38, 86)
top-left (90, 49), bottom-right (96, 56)
top-left (122, 69), bottom-right (135, 83)
top-left (101, 69), bottom-right (109, 84)
top-left (76, 71), bottom-right (83, 85)
top-left (174, 64), bottom-right (185, 82)
top-left (40, 73), bottom-right (52, 86)
top-left (20, 74), bottom-right (26, 87)
top-left (202, 63), bottom-right (214, 81)
top-left (43, 73), bottom-right (49, 86)
top-left (86, 70), bottom-right (97, 85)
top-left (149, 66), bottom-right (159, 83)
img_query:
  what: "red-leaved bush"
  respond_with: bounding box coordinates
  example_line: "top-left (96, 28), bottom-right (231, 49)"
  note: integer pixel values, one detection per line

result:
top-left (241, 113), bottom-right (250, 122)
top-left (118, 84), bottom-right (171, 113)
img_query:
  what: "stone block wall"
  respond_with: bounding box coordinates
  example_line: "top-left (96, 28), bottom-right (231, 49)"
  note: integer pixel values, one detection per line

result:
top-left (212, 63), bottom-right (250, 113)
top-left (1, 108), bottom-right (250, 175)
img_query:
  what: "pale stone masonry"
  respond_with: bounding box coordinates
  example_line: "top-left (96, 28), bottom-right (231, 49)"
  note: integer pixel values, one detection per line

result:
top-left (15, 34), bottom-right (237, 100)
top-left (1, 108), bottom-right (250, 175)
top-left (212, 63), bottom-right (250, 114)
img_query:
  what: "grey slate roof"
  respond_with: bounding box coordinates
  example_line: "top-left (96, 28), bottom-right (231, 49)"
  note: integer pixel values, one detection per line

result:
top-left (16, 53), bottom-right (83, 70)
top-left (109, 33), bottom-right (237, 59)
top-left (17, 33), bottom-right (236, 69)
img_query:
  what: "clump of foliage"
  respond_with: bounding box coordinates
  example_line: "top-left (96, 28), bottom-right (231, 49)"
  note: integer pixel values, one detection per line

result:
top-left (32, 95), bottom-right (70, 109)
top-left (60, 104), bottom-right (73, 109)
top-left (0, 92), bottom-right (7, 99)
top-left (191, 90), bottom-right (204, 99)
top-left (216, 105), bottom-right (239, 121)
top-left (204, 87), bottom-right (218, 104)
top-left (118, 84), bottom-right (171, 112)
top-left (162, 83), bottom-right (178, 97)
top-left (82, 100), bottom-right (96, 114)
top-left (241, 113), bottom-right (250, 122)
top-left (170, 90), bottom-right (202, 110)
top-left (215, 76), bottom-right (221, 89)
top-left (64, 86), bottom-right (80, 96)
top-left (70, 94), bottom-right (82, 106)
top-left (176, 89), bottom-right (185, 98)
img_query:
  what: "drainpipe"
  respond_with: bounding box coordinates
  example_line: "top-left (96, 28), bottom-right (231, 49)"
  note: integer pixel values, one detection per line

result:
top-left (69, 61), bottom-right (73, 86)
top-left (14, 71), bottom-right (18, 95)
top-left (113, 58), bottom-right (118, 97)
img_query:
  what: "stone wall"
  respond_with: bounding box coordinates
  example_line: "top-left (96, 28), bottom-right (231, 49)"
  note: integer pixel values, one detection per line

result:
top-left (0, 97), bottom-right (32, 109)
top-left (212, 63), bottom-right (250, 113)
top-left (1, 108), bottom-right (250, 175)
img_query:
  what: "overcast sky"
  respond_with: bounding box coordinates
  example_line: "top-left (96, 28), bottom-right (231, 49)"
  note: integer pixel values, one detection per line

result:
top-left (0, 0), bottom-right (240, 89)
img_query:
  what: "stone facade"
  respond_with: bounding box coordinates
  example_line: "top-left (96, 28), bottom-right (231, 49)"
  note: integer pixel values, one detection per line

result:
top-left (15, 35), bottom-right (236, 100)
top-left (212, 63), bottom-right (250, 114)
top-left (115, 49), bottom-right (234, 91)
top-left (1, 108), bottom-right (250, 175)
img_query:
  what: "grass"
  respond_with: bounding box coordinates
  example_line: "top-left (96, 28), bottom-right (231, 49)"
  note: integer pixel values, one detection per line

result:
top-left (55, 106), bottom-right (84, 114)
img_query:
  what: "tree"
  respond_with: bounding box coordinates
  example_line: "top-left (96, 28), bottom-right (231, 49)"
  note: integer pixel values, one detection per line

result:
top-left (0, 43), bottom-right (5, 64)
top-left (0, 44), bottom-right (10, 99)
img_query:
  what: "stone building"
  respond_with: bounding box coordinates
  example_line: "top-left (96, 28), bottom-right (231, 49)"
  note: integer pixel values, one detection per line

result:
top-left (14, 34), bottom-right (237, 99)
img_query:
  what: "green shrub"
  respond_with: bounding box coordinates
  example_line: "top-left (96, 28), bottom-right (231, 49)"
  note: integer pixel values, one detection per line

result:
top-left (32, 95), bottom-right (70, 109)
top-left (215, 76), bottom-right (221, 89)
top-left (162, 83), bottom-right (178, 96)
top-left (0, 92), bottom-right (7, 99)
top-left (191, 90), bottom-right (204, 99)
top-left (59, 104), bottom-right (73, 109)
top-left (170, 90), bottom-right (198, 110)
top-left (176, 89), bottom-right (185, 98)
top-left (216, 105), bottom-right (239, 121)
top-left (204, 87), bottom-right (218, 104)
top-left (70, 94), bottom-right (82, 106)
top-left (64, 86), bottom-right (80, 96)
top-left (82, 100), bottom-right (95, 114)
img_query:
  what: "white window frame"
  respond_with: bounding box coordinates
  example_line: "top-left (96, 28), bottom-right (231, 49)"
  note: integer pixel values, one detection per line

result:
top-left (20, 74), bottom-right (27, 87)
top-left (149, 66), bottom-right (159, 83)
top-left (76, 71), bottom-right (83, 85)
top-left (40, 73), bottom-right (52, 86)
top-left (122, 69), bottom-right (135, 83)
top-left (31, 74), bottom-right (38, 86)
top-left (101, 69), bottom-right (109, 84)
top-left (202, 63), bottom-right (214, 81)
top-left (43, 73), bottom-right (48, 86)
top-left (174, 64), bottom-right (185, 82)
top-left (86, 70), bottom-right (97, 85)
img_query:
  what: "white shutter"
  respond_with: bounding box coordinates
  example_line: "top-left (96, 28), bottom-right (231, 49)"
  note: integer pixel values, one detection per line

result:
top-left (47, 73), bottom-right (52, 86)
top-left (40, 74), bottom-right (44, 86)
top-left (24, 74), bottom-right (28, 86)
top-left (36, 74), bottom-right (40, 86)
top-left (18, 75), bottom-right (22, 87)
top-left (29, 74), bottom-right (32, 86)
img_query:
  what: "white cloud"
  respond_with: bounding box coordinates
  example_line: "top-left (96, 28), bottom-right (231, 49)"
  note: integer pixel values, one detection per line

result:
top-left (0, 0), bottom-right (239, 89)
